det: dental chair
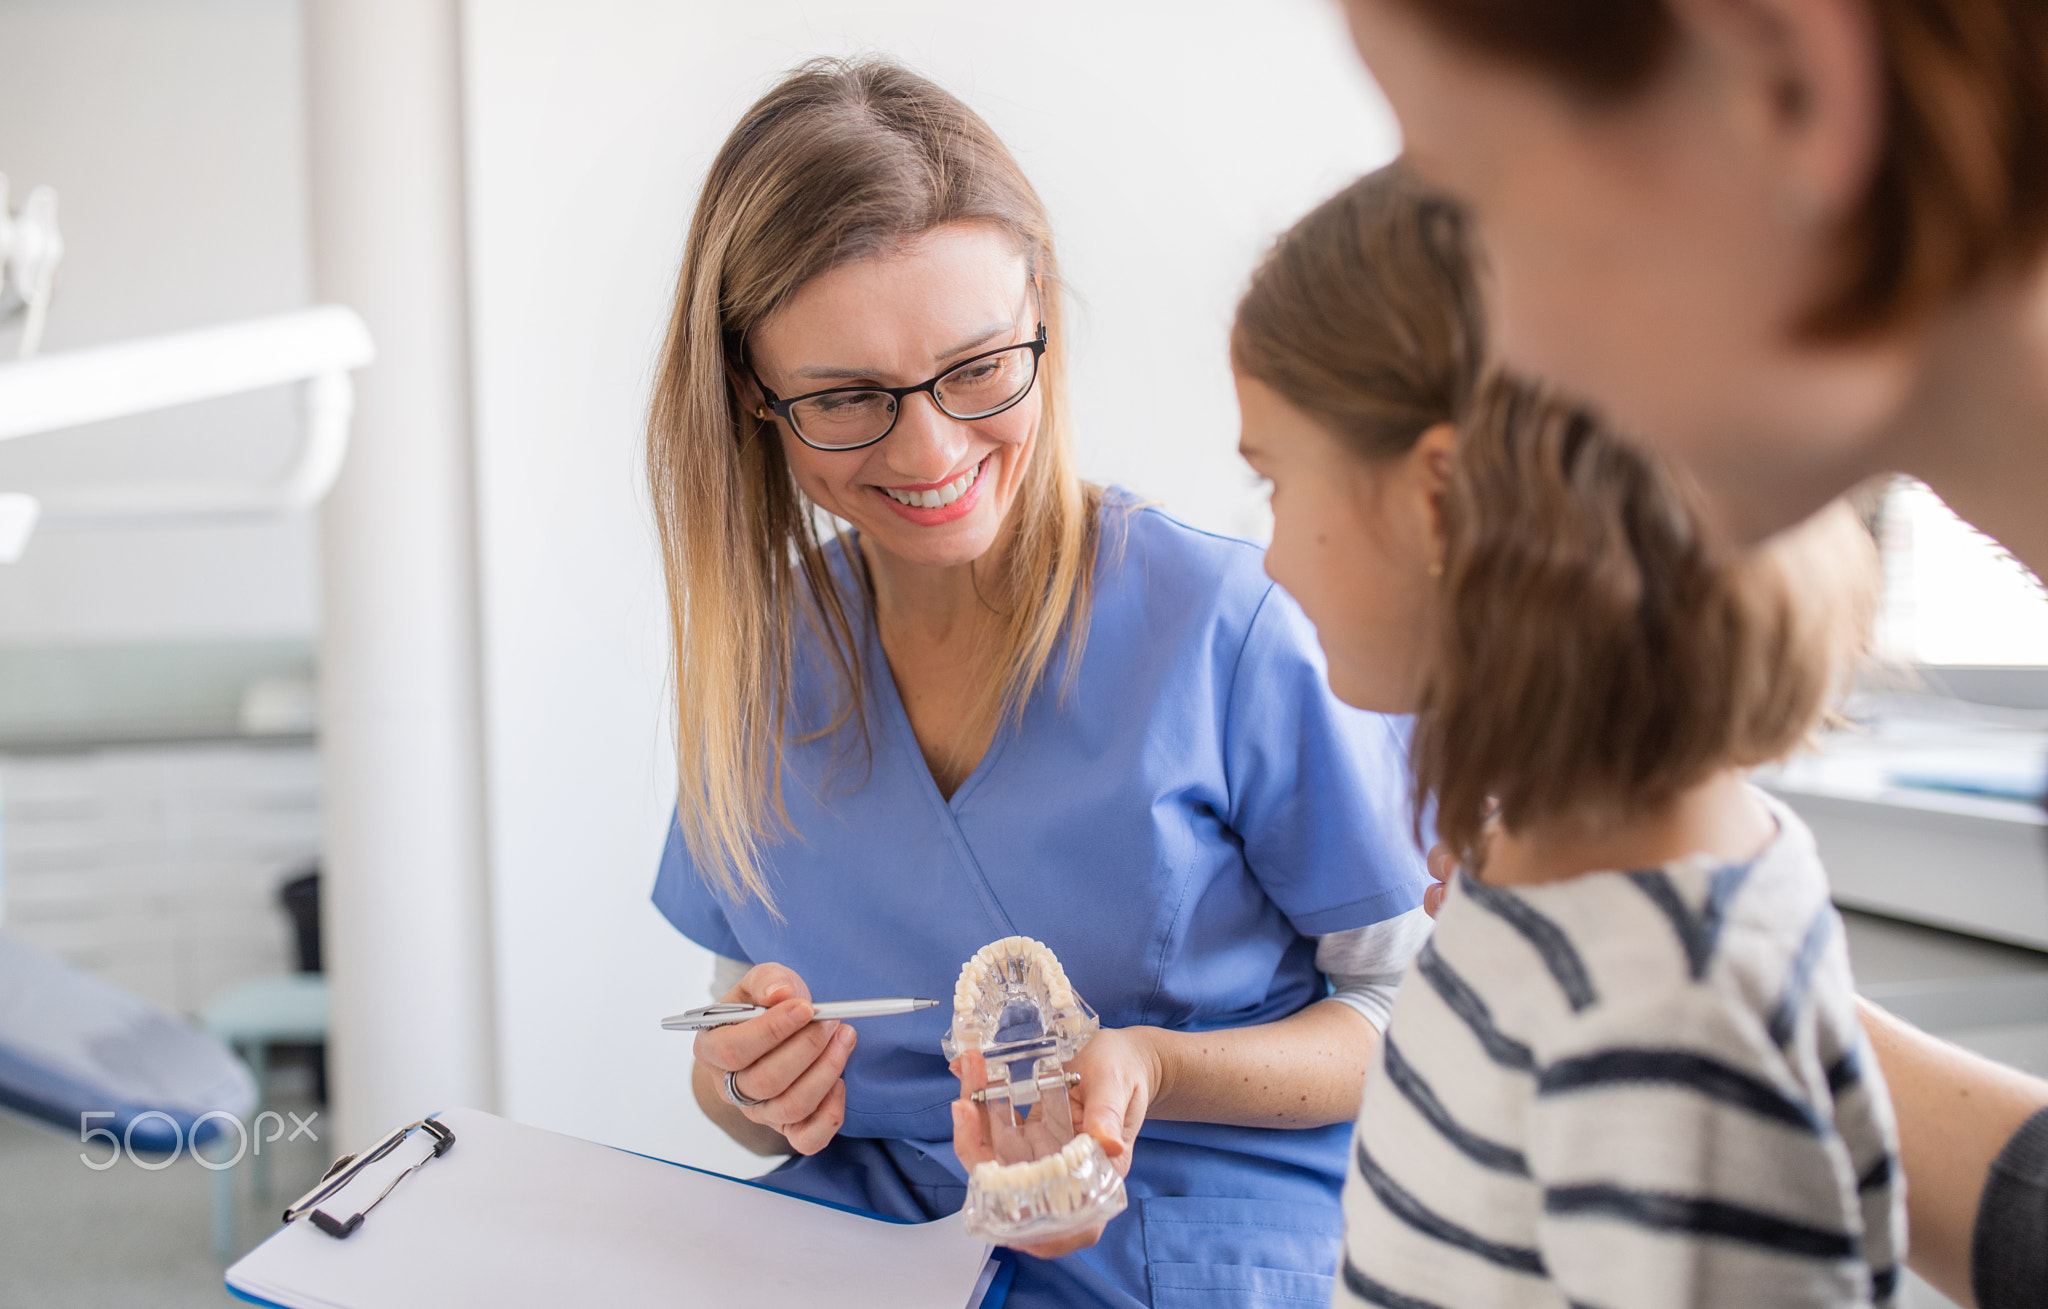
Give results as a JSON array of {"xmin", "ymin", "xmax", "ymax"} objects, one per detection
[{"xmin": 0, "ymin": 931, "xmax": 255, "ymax": 1256}]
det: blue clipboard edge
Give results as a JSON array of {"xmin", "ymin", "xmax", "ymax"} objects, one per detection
[{"xmin": 223, "ymin": 1111, "xmax": 1013, "ymax": 1309}]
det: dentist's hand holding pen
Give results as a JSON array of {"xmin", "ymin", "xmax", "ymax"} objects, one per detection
[{"xmin": 691, "ymin": 963, "xmax": 858, "ymax": 1157}]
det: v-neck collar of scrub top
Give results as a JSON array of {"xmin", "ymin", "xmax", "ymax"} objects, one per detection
[
  {"xmin": 864, "ymin": 600, "xmax": 1014, "ymax": 814},
  {"xmin": 853, "ymin": 557, "xmax": 1022, "ymax": 942}
]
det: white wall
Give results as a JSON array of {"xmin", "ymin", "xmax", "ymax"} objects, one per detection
[
  {"xmin": 0, "ymin": 0, "xmax": 317, "ymax": 644},
  {"xmin": 463, "ymin": 0, "xmax": 1398, "ymax": 1172}
]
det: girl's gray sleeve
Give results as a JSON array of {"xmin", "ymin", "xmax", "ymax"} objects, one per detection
[
  {"xmin": 1315, "ymin": 908, "xmax": 1433, "ymax": 1032},
  {"xmin": 1973, "ymin": 1105, "xmax": 2048, "ymax": 1308}
]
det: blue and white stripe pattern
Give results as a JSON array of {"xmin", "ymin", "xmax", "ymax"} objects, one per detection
[{"xmin": 1337, "ymin": 794, "xmax": 1903, "ymax": 1308}]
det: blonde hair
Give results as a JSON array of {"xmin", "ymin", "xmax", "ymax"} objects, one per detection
[
  {"xmin": 647, "ymin": 57, "xmax": 1098, "ymax": 906},
  {"xmin": 1416, "ymin": 378, "xmax": 1879, "ymax": 863}
]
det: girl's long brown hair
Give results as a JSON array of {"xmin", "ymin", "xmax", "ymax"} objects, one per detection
[
  {"xmin": 648, "ymin": 58, "xmax": 1097, "ymax": 907},
  {"xmin": 1415, "ymin": 380, "xmax": 1877, "ymax": 863},
  {"xmin": 1231, "ymin": 163, "xmax": 1483, "ymax": 461}
]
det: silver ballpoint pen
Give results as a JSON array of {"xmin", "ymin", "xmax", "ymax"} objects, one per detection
[{"xmin": 661, "ymin": 997, "xmax": 939, "ymax": 1031}]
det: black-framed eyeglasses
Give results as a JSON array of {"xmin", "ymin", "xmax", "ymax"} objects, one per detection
[{"xmin": 745, "ymin": 324, "xmax": 1048, "ymax": 452}]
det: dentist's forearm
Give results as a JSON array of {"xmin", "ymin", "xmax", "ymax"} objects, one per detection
[
  {"xmin": 1138, "ymin": 1000, "xmax": 1377, "ymax": 1129},
  {"xmin": 1860, "ymin": 996, "xmax": 2048, "ymax": 1307}
]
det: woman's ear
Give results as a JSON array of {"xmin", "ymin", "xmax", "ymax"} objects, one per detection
[
  {"xmin": 733, "ymin": 360, "xmax": 765, "ymax": 417},
  {"xmin": 725, "ymin": 360, "xmax": 768, "ymax": 420},
  {"xmin": 1666, "ymin": 0, "xmax": 1885, "ymax": 223}
]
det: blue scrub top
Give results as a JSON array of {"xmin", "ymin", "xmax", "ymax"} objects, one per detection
[{"xmin": 654, "ymin": 491, "xmax": 1428, "ymax": 1309}]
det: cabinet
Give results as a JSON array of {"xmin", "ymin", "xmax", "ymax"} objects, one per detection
[{"xmin": 0, "ymin": 741, "xmax": 321, "ymax": 1017}]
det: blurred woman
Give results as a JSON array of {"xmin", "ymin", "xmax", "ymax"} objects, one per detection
[{"xmin": 1335, "ymin": 4, "xmax": 2048, "ymax": 1303}]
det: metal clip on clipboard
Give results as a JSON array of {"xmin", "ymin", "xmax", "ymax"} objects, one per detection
[{"xmin": 282, "ymin": 1117, "xmax": 455, "ymax": 1239}]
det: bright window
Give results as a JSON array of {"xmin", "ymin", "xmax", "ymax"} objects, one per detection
[{"xmin": 1876, "ymin": 478, "xmax": 2048, "ymax": 667}]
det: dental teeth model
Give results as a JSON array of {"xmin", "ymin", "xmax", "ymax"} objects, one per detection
[
  {"xmin": 963, "ymin": 1133, "xmax": 1126, "ymax": 1245},
  {"xmin": 943, "ymin": 936, "xmax": 1127, "ymax": 1244}
]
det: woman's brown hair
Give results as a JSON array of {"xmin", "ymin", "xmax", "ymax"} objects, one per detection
[
  {"xmin": 1231, "ymin": 163, "xmax": 1484, "ymax": 458},
  {"xmin": 648, "ymin": 57, "xmax": 1097, "ymax": 906},
  {"xmin": 1379, "ymin": 0, "xmax": 2048, "ymax": 340},
  {"xmin": 1415, "ymin": 378, "xmax": 1877, "ymax": 863}
]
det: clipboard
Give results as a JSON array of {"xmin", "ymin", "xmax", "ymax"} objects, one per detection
[{"xmin": 226, "ymin": 1107, "xmax": 1010, "ymax": 1309}]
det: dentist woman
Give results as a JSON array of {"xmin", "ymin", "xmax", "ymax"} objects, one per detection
[{"xmin": 645, "ymin": 58, "xmax": 1428, "ymax": 1309}]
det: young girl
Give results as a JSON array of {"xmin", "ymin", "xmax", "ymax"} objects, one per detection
[{"xmin": 1234, "ymin": 166, "xmax": 1906, "ymax": 1306}]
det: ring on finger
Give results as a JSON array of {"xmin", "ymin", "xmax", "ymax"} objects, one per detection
[{"xmin": 724, "ymin": 1068, "xmax": 771, "ymax": 1109}]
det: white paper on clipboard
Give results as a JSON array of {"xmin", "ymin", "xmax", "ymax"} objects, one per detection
[{"xmin": 227, "ymin": 1107, "xmax": 994, "ymax": 1309}]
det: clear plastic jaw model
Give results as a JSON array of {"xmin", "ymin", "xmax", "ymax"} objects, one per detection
[{"xmin": 944, "ymin": 936, "xmax": 1127, "ymax": 1244}]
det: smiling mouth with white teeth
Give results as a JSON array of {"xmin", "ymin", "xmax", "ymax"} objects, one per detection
[{"xmin": 881, "ymin": 457, "xmax": 984, "ymax": 510}]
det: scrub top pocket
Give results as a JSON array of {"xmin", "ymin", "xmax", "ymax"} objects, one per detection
[{"xmin": 1140, "ymin": 1195, "xmax": 1343, "ymax": 1308}]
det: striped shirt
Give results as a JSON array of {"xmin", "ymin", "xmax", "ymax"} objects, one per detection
[{"xmin": 1337, "ymin": 794, "xmax": 1904, "ymax": 1308}]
